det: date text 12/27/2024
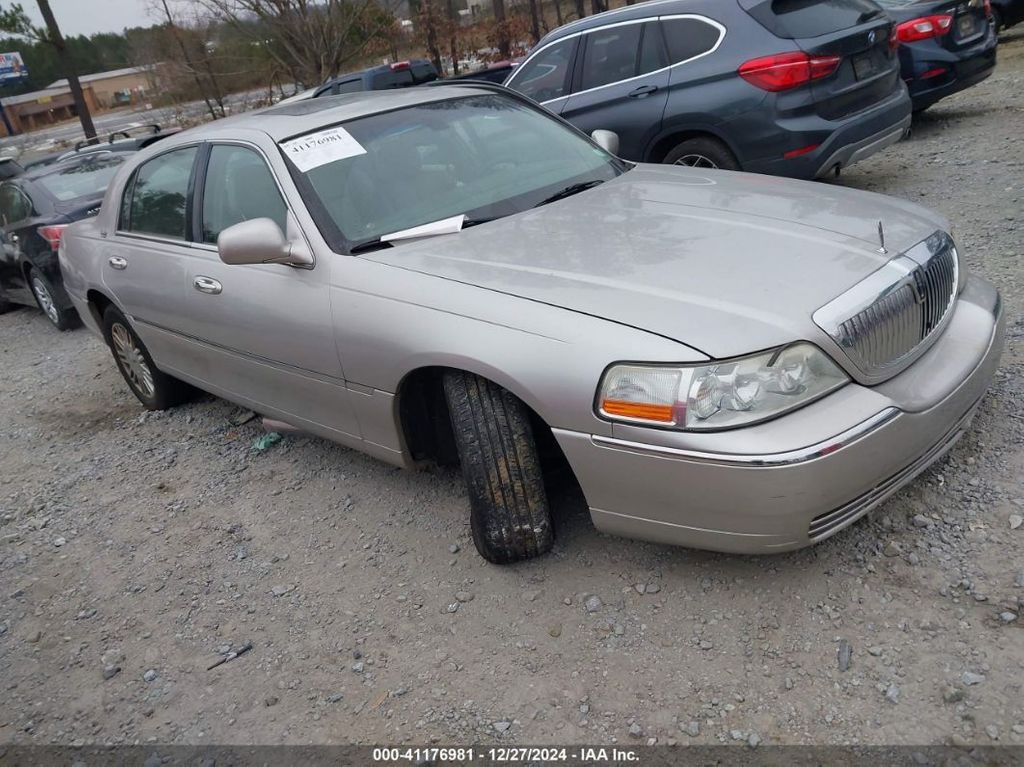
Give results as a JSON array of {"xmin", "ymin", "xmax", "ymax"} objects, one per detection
[{"xmin": 372, "ymin": 747, "xmax": 641, "ymax": 762}]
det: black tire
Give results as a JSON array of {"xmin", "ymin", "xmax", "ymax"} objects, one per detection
[
  {"xmin": 28, "ymin": 269, "xmax": 80, "ymax": 331},
  {"xmin": 102, "ymin": 305, "xmax": 192, "ymax": 410},
  {"xmin": 663, "ymin": 137, "xmax": 740, "ymax": 171},
  {"xmin": 0, "ymin": 292, "xmax": 13, "ymax": 314},
  {"xmin": 442, "ymin": 371, "xmax": 554, "ymax": 564},
  {"xmin": 992, "ymin": 8, "xmax": 1002, "ymax": 32}
]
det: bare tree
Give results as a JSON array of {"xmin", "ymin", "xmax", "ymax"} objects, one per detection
[
  {"xmin": 189, "ymin": 0, "xmax": 403, "ymax": 87},
  {"xmin": 573, "ymin": 0, "xmax": 585, "ymax": 21},
  {"xmin": 491, "ymin": 0, "xmax": 510, "ymax": 59},
  {"xmin": 158, "ymin": 0, "xmax": 222, "ymax": 119},
  {"xmin": 527, "ymin": 0, "xmax": 540, "ymax": 43},
  {"xmin": 0, "ymin": 1, "xmax": 96, "ymax": 139}
]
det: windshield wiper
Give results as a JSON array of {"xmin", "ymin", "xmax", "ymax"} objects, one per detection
[
  {"xmin": 348, "ymin": 239, "xmax": 393, "ymax": 254},
  {"xmin": 534, "ymin": 179, "xmax": 605, "ymax": 208},
  {"xmin": 349, "ymin": 214, "xmax": 498, "ymax": 254}
]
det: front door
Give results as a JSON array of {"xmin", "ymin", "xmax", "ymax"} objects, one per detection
[
  {"xmin": 175, "ymin": 141, "xmax": 360, "ymax": 440},
  {"xmin": 505, "ymin": 36, "xmax": 580, "ymax": 116},
  {"xmin": 560, "ymin": 21, "xmax": 671, "ymax": 161}
]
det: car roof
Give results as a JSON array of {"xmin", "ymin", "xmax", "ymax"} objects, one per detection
[
  {"xmin": 176, "ymin": 84, "xmax": 500, "ymax": 143},
  {"xmin": 538, "ymin": 0, "xmax": 705, "ymax": 43}
]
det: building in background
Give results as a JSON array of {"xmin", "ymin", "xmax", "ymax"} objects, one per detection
[
  {"xmin": 47, "ymin": 65, "xmax": 159, "ymax": 109},
  {"xmin": 0, "ymin": 84, "xmax": 99, "ymax": 135}
]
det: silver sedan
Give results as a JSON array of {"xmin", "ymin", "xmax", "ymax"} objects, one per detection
[{"xmin": 59, "ymin": 84, "xmax": 1003, "ymax": 563}]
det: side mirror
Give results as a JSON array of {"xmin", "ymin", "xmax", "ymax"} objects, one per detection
[
  {"xmin": 591, "ymin": 130, "xmax": 620, "ymax": 156},
  {"xmin": 217, "ymin": 216, "xmax": 313, "ymax": 267}
]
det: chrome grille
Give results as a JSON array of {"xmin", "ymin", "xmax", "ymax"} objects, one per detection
[{"xmin": 814, "ymin": 232, "xmax": 958, "ymax": 381}]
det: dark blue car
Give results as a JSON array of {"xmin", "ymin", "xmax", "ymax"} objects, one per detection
[
  {"xmin": 504, "ymin": 0, "xmax": 912, "ymax": 179},
  {"xmin": 877, "ymin": 0, "xmax": 996, "ymax": 112}
]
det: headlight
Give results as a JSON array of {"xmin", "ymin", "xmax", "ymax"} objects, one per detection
[{"xmin": 597, "ymin": 343, "xmax": 848, "ymax": 431}]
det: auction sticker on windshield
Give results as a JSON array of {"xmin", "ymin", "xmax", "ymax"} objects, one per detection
[{"xmin": 281, "ymin": 126, "xmax": 366, "ymax": 172}]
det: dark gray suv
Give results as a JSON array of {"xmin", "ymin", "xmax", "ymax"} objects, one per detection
[{"xmin": 505, "ymin": 0, "xmax": 913, "ymax": 179}]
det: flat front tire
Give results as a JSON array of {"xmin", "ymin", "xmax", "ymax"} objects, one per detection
[
  {"xmin": 102, "ymin": 305, "xmax": 192, "ymax": 410},
  {"xmin": 442, "ymin": 371, "xmax": 554, "ymax": 564}
]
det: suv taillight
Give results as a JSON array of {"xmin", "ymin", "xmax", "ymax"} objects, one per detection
[
  {"xmin": 37, "ymin": 224, "xmax": 68, "ymax": 252},
  {"xmin": 738, "ymin": 51, "xmax": 841, "ymax": 92},
  {"xmin": 895, "ymin": 15, "xmax": 953, "ymax": 42},
  {"xmin": 983, "ymin": 0, "xmax": 992, "ymax": 17}
]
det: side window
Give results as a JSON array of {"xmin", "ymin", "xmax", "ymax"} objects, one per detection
[
  {"xmin": 509, "ymin": 37, "xmax": 576, "ymax": 102},
  {"xmin": 334, "ymin": 79, "xmax": 363, "ymax": 94},
  {"xmin": 638, "ymin": 22, "xmax": 669, "ymax": 75},
  {"xmin": 661, "ymin": 18, "xmax": 723, "ymax": 65},
  {"xmin": 201, "ymin": 145, "xmax": 287, "ymax": 244},
  {"xmin": 125, "ymin": 147, "xmax": 198, "ymax": 239},
  {"xmin": 580, "ymin": 24, "xmax": 643, "ymax": 91},
  {"xmin": 0, "ymin": 184, "xmax": 32, "ymax": 225}
]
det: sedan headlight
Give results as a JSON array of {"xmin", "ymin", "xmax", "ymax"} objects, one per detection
[{"xmin": 597, "ymin": 343, "xmax": 848, "ymax": 431}]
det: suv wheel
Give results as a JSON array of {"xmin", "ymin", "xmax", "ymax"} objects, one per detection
[
  {"xmin": 664, "ymin": 137, "xmax": 739, "ymax": 171},
  {"xmin": 442, "ymin": 370, "xmax": 554, "ymax": 564},
  {"xmin": 102, "ymin": 305, "xmax": 193, "ymax": 410},
  {"xmin": 29, "ymin": 269, "xmax": 80, "ymax": 330}
]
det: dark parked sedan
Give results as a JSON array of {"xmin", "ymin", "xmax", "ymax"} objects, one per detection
[
  {"xmin": 879, "ymin": 0, "xmax": 997, "ymax": 112},
  {"xmin": 0, "ymin": 153, "xmax": 127, "ymax": 329},
  {"xmin": 504, "ymin": 0, "xmax": 912, "ymax": 179},
  {"xmin": 991, "ymin": 0, "xmax": 1024, "ymax": 30}
]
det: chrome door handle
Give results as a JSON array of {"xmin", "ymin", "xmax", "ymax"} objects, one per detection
[
  {"xmin": 108, "ymin": 256, "xmax": 127, "ymax": 270},
  {"xmin": 193, "ymin": 276, "xmax": 222, "ymax": 295}
]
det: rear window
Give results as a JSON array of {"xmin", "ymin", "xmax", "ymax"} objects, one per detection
[
  {"xmin": 371, "ymin": 69, "xmax": 415, "ymax": 89},
  {"xmin": 739, "ymin": 0, "xmax": 885, "ymax": 39},
  {"xmin": 36, "ymin": 154, "xmax": 125, "ymax": 202}
]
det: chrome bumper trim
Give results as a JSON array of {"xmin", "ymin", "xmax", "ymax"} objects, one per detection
[{"xmin": 591, "ymin": 407, "xmax": 900, "ymax": 467}]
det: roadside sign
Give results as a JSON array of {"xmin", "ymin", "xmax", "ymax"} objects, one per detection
[{"xmin": 0, "ymin": 52, "xmax": 28, "ymax": 84}]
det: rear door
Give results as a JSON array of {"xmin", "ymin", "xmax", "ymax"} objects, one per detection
[
  {"xmin": 740, "ymin": 0, "xmax": 900, "ymax": 120},
  {"xmin": 104, "ymin": 145, "xmax": 199, "ymax": 367},
  {"xmin": 0, "ymin": 182, "xmax": 34, "ymax": 303},
  {"xmin": 559, "ymin": 20, "xmax": 671, "ymax": 160}
]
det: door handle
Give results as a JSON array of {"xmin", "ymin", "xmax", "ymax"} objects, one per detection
[
  {"xmin": 193, "ymin": 276, "xmax": 222, "ymax": 295},
  {"xmin": 108, "ymin": 256, "xmax": 127, "ymax": 270},
  {"xmin": 628, "ymin": 85, "xmax": 658, "ymax": 98}
]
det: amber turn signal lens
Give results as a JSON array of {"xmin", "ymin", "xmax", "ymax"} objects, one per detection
[{"xmin": 600, "ymin": 399, "xmax": 675, "ymax": 423}]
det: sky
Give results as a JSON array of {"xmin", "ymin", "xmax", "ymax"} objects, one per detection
[{"xmin": 21, "ymin": 0, "xmax": 157, "ymax": 37}]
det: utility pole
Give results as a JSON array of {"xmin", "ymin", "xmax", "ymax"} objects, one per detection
[
  {"xmin": 159, "ymin": 0, "xmax": 220, "ymax": 120},
  {"xmin": 36, "ymin": 0, "xmax": 96, "ymax": 139}
]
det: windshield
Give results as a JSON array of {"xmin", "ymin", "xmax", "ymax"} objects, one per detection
[
  {"xmin": 281, "ymin": 93, "xmax": 623, "ymax": 250},
  {"xmin": 37, "ymin": 154, "xmax": 126, "ymax": 202}
]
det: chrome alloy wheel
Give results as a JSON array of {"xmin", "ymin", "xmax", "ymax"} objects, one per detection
[
  {"xmin": 673, "ymin": 154, "xmax": 719, "ymax": 169},
  {"xmin": 111, "ymin": 322, "xmax": 155, "ymax": 398},
  {"xmin": 31, "ymin": 276, "xmax": 60, "ymax": 325}
]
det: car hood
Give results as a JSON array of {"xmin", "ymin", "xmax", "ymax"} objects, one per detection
[{"xmin": 363, "ymin": 165, "xmax": 947, "ymax": 358}]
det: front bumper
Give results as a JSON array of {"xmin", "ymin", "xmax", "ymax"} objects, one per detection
[{"xmin": 553, "ymin": 275, "xmax": 1003, "ymax": 554}]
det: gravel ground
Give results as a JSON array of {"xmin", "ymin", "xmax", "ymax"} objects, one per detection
[{"xmin": 2, "ymin": 30, "xmax": 1023, "ymax": 749}]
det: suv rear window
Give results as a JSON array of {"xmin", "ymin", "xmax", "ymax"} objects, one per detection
[{"xmin": 739, "ymin": 0, "xmax": 885, "ymax": 39}]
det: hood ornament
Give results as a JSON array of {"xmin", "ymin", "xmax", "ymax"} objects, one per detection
[{"xmin": 877, "ymin": 220, "xmax": 887, "ymax": 254}]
